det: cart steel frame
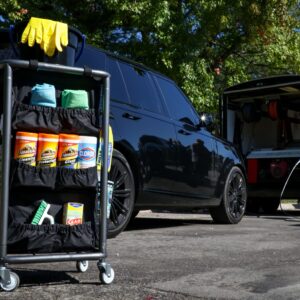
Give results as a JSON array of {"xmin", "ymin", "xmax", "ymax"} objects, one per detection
[{"xmin": 0, "ymin": 59, "xmax": 113, "ymax": 290}]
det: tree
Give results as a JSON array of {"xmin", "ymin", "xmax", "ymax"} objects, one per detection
[{"xmin": 1, "ymin": 0, "xmax": 300, "ymax": 113}]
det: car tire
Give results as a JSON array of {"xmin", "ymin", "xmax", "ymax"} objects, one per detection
[
  {"xmin": 210, "ymin": 166, "xmax": 247, "ymax": 224},
  {"xmin": 129, "ymin": 209, "xmax": 140, "ymax": 223},
  {"xmin": 108, "ymin": 149, "xmax": 135, "ymax": 238}
]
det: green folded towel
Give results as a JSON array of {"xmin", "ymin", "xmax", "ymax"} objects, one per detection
[{"xmin": 61, "ymin": 89, "xmax": 89, "ymax": 109}]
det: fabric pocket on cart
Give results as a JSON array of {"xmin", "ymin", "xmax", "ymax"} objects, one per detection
[
  {"xmin": 7, "ymin": 222, "xmax": 96, "ymax": 253},
  {"xmin": 61, "ymin": 222, "xmax": 95, "ymax": 251},
  {"xmin": 12, "ymin": 102, "xmax": 60, "ymax": 133},
  {"xmin": 57, "ymin": 166, "xmax": 97, "ymax": 189},
  {"xmin": 8, "ymin": 222, "xmax": 63, "ymax": 253},
  {"xmin": 12, "ymin": 102, "xmax": 99, "ymax": 135},
  {"xmin": 57, "ymin": 108, "xmax": 99, "ymax": 135},
  {"xmin": 11, "ymin": 160, "xmax": 57, "ymax": 189}
]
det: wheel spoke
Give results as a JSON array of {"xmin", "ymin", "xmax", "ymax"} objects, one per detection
[
  {"xmin": 228, "ymin": 184, "xmax": 234, "ymax": 195},
  {"xmin": 113, "ymin": 188, "xmax": 131, "ymax": 198},
  {"xmin": 112, "ymin": 197, "xmax": 129, "ymax": 215},
  {"xmin": 234, "ymin": 202, "xmax": 239, "ymax": 214},
  {"xmin": 114, "ymin": 172, "xmax": 128, "ymax": 189},
  {"xmin": 228, "ymin": 193, "xmax": 235, "ymax": 203},
  {"xmin": 110, "ymin": 205, "xmax": 119, "ymax": 226},
  {"xmin": 237, "ymin": 177, "xmax": 244, "ymax": 190},
  {"xmin": 232, "ymin": 175, "xmax": 240, "ymax": 190},
  {"xmin": 109, "ymin": 165, "xmax": 119, "ymax": 182}
]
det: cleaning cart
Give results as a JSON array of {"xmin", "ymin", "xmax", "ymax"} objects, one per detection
[{"xmin": 0, "ymin": 58, "xmax": 114, "ymax": 291}]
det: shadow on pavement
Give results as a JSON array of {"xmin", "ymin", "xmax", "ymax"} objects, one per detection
[
  {"xmin": 127, "ymin": 210, "xmax": 300, "ymax": 232},
  {"xmin": 247, "ymin": 210, "xmax": 300, "ymax": 225},
  {"xmin": 126, "ymin": 217, "xmax": 212, "ymax": 232},
  {"xmin": 10, "ymin": 268, "xmax": 80, "ymax": 286}
]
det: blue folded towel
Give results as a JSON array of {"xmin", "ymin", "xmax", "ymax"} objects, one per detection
[{"xmin": 30, "ymin": 83, "xmax": 56, "ymax": 107}]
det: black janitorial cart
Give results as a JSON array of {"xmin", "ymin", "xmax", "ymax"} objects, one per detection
[{"xmin": 0, "ymin": 59, "xmax": 114, "ymax": 291}]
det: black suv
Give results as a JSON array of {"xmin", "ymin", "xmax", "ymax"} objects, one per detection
[{"xmin": 76, "ymin": 45, "xmax": 247, "ymax": 237}]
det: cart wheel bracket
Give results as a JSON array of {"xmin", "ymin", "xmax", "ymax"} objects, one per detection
[
  {"xmin": 0, "ymin": 269, "xmax": 20, "ymax": 292},
  {"xmin": 98, "ymin": 261, "xmax": 115, "ymax": 284},
  {"xmin": 97, "ymin": 261, "xmax": 112, "ymax": 277},
  {"xmin": 0, "ymin": 267, "xmax": 11, "ymax": 286}
]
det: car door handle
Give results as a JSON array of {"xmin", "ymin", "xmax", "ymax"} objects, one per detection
[
  {"xmin": 178, "ymin": 129, "xmax": 190, "ymax": 136},
  {"xmin": 122, "ymin": 112, "xmax": 141, "ymax": 120}
]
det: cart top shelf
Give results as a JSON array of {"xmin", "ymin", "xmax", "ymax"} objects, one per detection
[{"xmin": 0, "ymin": 59, "xmax": 110, "ymax": 80}]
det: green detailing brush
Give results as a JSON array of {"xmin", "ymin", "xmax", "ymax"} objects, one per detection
[{"xmin": 31, "ymin": 200, "xmax": 55, "ymax": 225}]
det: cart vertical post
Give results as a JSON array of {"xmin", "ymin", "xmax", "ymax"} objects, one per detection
[
  {"xmin": 0, "ymin": 64, "xmax": 12, "ymax": 260},
  {"xmin": 99, "ymin": 75, "xmax": 110, "ymax": 256}
]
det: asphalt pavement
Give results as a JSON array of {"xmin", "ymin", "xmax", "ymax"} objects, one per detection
[{"xmin": 2, "ymin": 208, "xmax": 300, "ymax": 299}]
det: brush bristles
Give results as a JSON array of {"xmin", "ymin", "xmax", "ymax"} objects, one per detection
[{"xmin": 31, "ymin": 200, "xmax": 48, "ymax": 225}]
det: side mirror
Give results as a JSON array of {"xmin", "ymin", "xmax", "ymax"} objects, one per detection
[
  {"xmin": 198, "ymin": 113, "xmax": 219, "ymax": 135},
  {"xmin": 199, "ymin": 112, "xmax": 213, "ymax": 127}
]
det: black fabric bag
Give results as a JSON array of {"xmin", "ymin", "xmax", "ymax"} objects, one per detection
[
  {"xmin": 57, "ymin": 166, "xmax": 97, "ymax": 189},
  {"xmin": 61, "ymin": 222, "xmax": 95, "ymax": 251},
  {"xmin": 12, "ymin": 102, "xmax": 100, "ymax": 135},
  {"xmin": 7, "ymin": 222, "xmax": 96, "ymax": 253},
  {"xmin": 12, "ymin": 102, "xmax": 60, "ymax": 133},
  {"xmin": 11, "ymin": 160, "xmax": 57, "ymax": 189},
  {"xmin": 8, "ymin": 222, "xmax": 63, "ymax": 253},
  {"xmin": 11, "ymin": 161, "xmax": 97, "ymax": 190},
  {"xmin": 57, "ymin": 107, "xmax": 99, "ymax": 135}
]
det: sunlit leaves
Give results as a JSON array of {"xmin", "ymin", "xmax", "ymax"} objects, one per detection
[{"xmin": 1, "ymin": 0, "xmax": 300, "ymax": 113}]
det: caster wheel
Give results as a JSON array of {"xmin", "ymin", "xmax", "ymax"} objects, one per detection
[
  {"xmin": 76, "ymin": 261, "xmax": 89, "ymax": 273},
  {"xmin": 0, "ymin": 272, "xmax": 20, "ymax": 292},
  {"xmin": 100, "ymin": 267, "xmax": 115, "ymax": 284}
]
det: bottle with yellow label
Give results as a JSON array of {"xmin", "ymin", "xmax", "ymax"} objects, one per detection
[
  {"xmin": 57, "ymin": 134, "xmax": 79, "ymax": 169},
  {"xmin": 14, "ymin": 132, "xmax": 38, "ymax": 166},
  {"xmin": 36, "ymin": 133, "xmax": 59, "ymax": 167},
  {"xmin": 97, "ymin": 126, "xmax": 114, "ymax": 176}
]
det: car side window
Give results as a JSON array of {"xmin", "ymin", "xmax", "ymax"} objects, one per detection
[
  {"xmin": 155, "ymin": 76, "xmax": 198, "ymax": 125},
  {"xmin": 119, "ymin": 61, "xmax": 162, "ymax": 113},
  {"xmin": 76, "ymin": 45, "xmax": 106, "ymax": 70},
  {"xmin": 108, "ymin": 58, "xmax": 130, "ymax": 104}
]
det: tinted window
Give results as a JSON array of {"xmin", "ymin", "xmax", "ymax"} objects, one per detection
[
  {"xmin": 119, "ymin": 62, "xmax": 162, "ymax": 113},
  {"xmin": 108, "ymin": 58, "xmax": 130, "ymax": 104},
  {"xmin": 156, "ymin": 76, "xmax": 198, "ymax": 124},
  {"xmin": 76, "ymin": 45, "xmax": 105, "ymax": 70}
]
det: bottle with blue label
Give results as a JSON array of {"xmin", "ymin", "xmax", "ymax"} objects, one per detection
[{"xmin": 77, "ymin": 136, "xmax": 97, "ymax": 169}]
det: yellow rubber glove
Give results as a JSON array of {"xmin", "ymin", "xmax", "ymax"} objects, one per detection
[
  {"xmin": 40, "ymin": 19, "xmax": 57, "ymax": 57},
  {"xmin": 21, "ymin": 17, "xmax": 43, "ymax": 47},
  {"xmin": 55, "ymin": 22, "xmax": 68, "ymax": 52},
  {"xmin": 21, "ymin": 17, "xmax": 69, "ymax": 57}
]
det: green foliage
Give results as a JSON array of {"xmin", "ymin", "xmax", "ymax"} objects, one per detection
[
  {"xmin": 2, "ymin": 0, "xmax": 300, "ymax": 113},
  {"xmin": 0, "ymin": 0, "xmax": 22, "ymax": 22}
]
